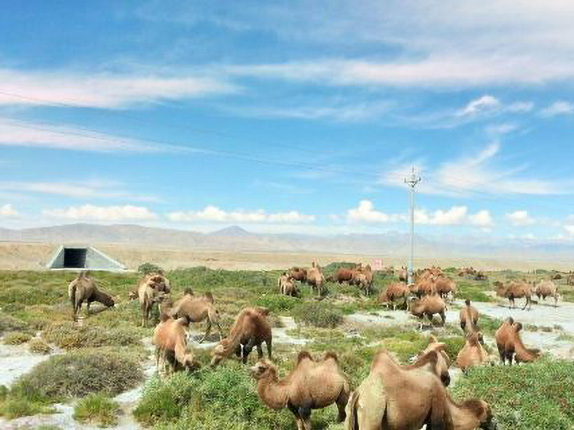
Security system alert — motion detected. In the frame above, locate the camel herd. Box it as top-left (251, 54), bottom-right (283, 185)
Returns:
top-left (62, 264), bottom-right (567, 430)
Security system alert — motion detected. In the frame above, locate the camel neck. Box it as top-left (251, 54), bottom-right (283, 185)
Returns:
top-left (448, 401), bottom-right (480, 430)
top-left (257, 373), bottom-right (288, 410)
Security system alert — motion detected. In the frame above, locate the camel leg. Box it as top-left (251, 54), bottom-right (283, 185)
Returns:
top-left (440, 311), bottom-right (446, 326)
top-left (199, 320), bottom-right (212, 343)
top-left (243, 338), bottom-right (256, 364)
top-left (336, 387), bottom-right (349, 422)
top-left (86, 301), bottom-right (91, 318)
top-left (266, 339), bottom-right (272, 359)
top-left (287, 404), bottom-right (304, 430)
top-left (256, 344), bottom-right (264, 359)
top-left (298, 406), bottom-right (312, 430)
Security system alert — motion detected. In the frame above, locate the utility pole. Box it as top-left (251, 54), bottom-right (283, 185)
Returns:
top-left (404, 167), bottom-right (421, 285)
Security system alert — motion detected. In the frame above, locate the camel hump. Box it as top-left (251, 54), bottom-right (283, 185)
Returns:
top-left (297, 351), bottom-right (314, 363)
top-left (465, 299), bottom-right (471, 306)
top-left (184, 287), bottom-right (194, 296)
top-left (428, 334), bottom-right (439, 344)
top-left (323, 351), bottom-right (339, 362)
top-left (159, 312), bottom-right (171, 322)
top-left (254, 306), bottom-right (270, 316)
top-left (203, 292), bottom-right (214, 303)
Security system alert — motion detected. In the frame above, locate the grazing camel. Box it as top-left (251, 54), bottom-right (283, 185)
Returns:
top-left (278, 273), bottom-right (300, 297)
top-left (211, 307), bottom-right (272, 366)
top-left (352, 272), bottom-right (371, 296)
top-left (495, 281), bottom-right (533, 310)
top-left (152, 314), bottom-right (198, 374)
top-left (289, 267), bottom-right (308, 283)
top-left (332, 267), bottom-right (355, 284)
top-left (345, 349), bottom-right (497, 430)
top-left (251, 351), bottom-right (350, 430)
top-left (306, 263), bottom-right (325, 297)
top-left (168, 290), bottom-right (223, 343)
top-left (435, 276), bottom-right (456, 300)
top-left (378, 282), bottom-right (409, 311)
top-left (457, 331), bottom-right (492, 372)
top-left (535, 280), bottom-right (559, 307)
top-left (68, 272), bottom-right (115, 321)
top-left (459, 299), bottom-right (479, 335)
top-left (409, 294), bottom-right (447, 328)
top-left (417, 335), bottom-right (452, 386)
top-left (495, 318), bottom-right (541, 365)
top-left (138, 273), bottom-right (171, 327)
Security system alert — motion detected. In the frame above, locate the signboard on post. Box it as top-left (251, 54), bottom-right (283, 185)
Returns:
top-left (372, 258), bottom-right (383, 271)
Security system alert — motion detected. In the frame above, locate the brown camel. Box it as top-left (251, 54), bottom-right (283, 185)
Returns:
top-left (495, 280), bottom-right (532, 310)
top-left (138, 273), bottom-right (171, 327)
top-left (167, 290), bottom-right (222, 343)
top-left (459, 299), bottom-right (479, 335)
top-left (68, 272), bottom-right (115, 321)
top-left (535, 280), bottom-right (559, 307)
top-left (378, 282), bottom-right (410, 311)
top-left (495, 318), bottom-right (541, 365)
top-left (417, 335), bottom-right (452, 386)
top-left (457, 331), bottom-right (492, 372)
top-left (345, 349), bottom-right (497, 430)
top-left (252, 351), bottom-right (350, 430)
top-left (333, 267), bottom-right (355, 284)
top-left (435, 276), bottom-right (456, 300)
top-left (152, 314), bottom-right (198, 374)
top-left (398, 266), bottom-right (408, 282)
top-left (306, 263), bottom-right (325, 297)
top-left (352, 272), bottom-right (371, 295)
top-left (474, 271), bottom-right (488, 281)
top-left (289, 267), bottom-right (308, 283)
top-left (211, 307), bottom-right (272, 366)
top-left (279, 273), bottom-right (300, 297)
top-left (409, 294), bottom-right (447, 328)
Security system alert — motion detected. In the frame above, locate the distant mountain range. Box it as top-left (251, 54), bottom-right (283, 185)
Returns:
top-left (1, 223), bottom-right (573, 260)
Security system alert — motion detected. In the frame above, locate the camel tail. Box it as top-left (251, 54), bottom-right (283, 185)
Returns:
top-left (345, 391), bottom-right (360, 430)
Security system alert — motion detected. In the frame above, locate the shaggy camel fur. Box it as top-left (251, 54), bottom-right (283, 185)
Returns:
top-left (252, 351), bottom-right (350, 430)
top-left (535, 280), bottom-right (559, 307)
top-left (435, 276), bottom-right (456, 300)
top-left (457, 331), bottom-right (492, 372)
top-left (459, 300), bottom-right (479, 335)
top-left (68, 272), bottom-right (115, 321)
top-left (306, 263), bottom-right (325, 297)
top-left (289, 267), bottom-right (308, 283)
top-left (495, 318), bottom-right (541, 365)
top-left (378, 282), bottom-right (409, 311)
top-left (168, 290), bottom-right (222, 343)
top-left (152, 314), bottom-right (198, 374)
top-left (332, 267), bottom-right (355, 284)
top-left (495, 281), bottom-right (532, 310)
top-left (138, 273), bottom-right (171, 327)
top-left (409, 277), bottom-right (436, 297)
top-left (345, 349), bottom-right (497, 430)
top-left (409, 294), bottom-right (447, 328)
top-left (211, 307), bottom-right (272, 366)
top-left (278, 273), bottom-right (300, 297)
top-left (418, 335), bottom-right (452, 386)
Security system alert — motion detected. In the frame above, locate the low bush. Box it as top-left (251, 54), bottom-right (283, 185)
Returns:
top-left (138, 262), bottom-right (163, 275)
top-left (0, 397), bottom-right (54, 419)
top-left (255, 294), bottom-right (300, 313)
top-left (0, 313), bottom-right (30, 334)
top-left (452, 358), bottom-right (574, 429)
top-left (28, 338), bottom-right (52, 354)
top-left (73, 393), bottom-right (120, 427)
top-left (3, 331), bottom-right (32, 345)
top-left (42, 321), bottom-right (140, 350)
top-left (292, 302), bottom-right (343, 328)
top-left (11, 349), bottom-right (143, 401)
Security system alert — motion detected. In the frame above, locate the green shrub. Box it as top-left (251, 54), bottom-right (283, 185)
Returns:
top-left (255, 294), bottom-right (299, 313)
top-left (28, 338), bottom-right (52, 354)
top-left (12, 349), bottom-right (143, 401)
top-left (138, 262), bottom-right (163, 275)
top-left (292, 302), bottom-right (343, 328)
top-left (0, 397), bottom-right (54, 419)
top-left (42, 321), bottom-right (140, 350)
top-left (0, 313), bottom-right (29, 334)
top-left (3, 331), bottom-right (32, 345)
top-left (452, 358), bottom-right (574, 429)
top-left (73, 393), bottom-right (120, 427)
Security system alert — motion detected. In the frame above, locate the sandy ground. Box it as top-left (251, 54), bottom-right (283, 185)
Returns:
top-left (1, 241), bottom-right (572, 271)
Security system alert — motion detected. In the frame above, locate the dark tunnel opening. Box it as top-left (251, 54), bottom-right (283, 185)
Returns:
top-left (63, 248), bottom-right (87, 268)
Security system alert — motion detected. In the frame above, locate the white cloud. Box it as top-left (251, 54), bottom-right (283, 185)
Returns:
top-left (506, 210), bottom-right (535, 226)
top-left (457, 95), bottom-right (500, 116)
top-left (468, 210), bottom-right (494, 227)
top-left (0, 69), bottom-right (236, 109)
top-left (565, 225), bottom-right (574, 236)
top-left (507, 101), bottom-right (534, 113)
top-left (540, 101), bottom-right (574, 117)
top-left (167, 205), bottom-right (315, 224)
top-left (43, 205), bottom-right (157, 221)
top-left (0, 204), bottom-right (18, 217)
top-left (347, 200), bottom-right (401, 223)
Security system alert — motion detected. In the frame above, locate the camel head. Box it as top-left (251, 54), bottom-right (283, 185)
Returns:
top-left (462, 399), bottom-right (497, 430)
top-left (128, 290), bottom-right (138, 301)
top-left (99, 293), bottom-right (115, 308)
top-left (250, 359), bottom-right (277, 380)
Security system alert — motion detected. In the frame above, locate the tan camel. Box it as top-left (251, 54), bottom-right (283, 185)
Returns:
top-left (289, 267), bottom-right (308, 283)
top-left (418, 335), bottom-right (452, 386)
top-left (211, 307), bottom-right (272, 366)
top-left (495, 281), bottom-right (532, 310)
top-left (168, 289), bottom-right (222, 343)
top-left (251, 351), bottom-right (350, 430)
top-left (459, 300), bottom-right (479, 334)
top-left (409, 294), bottom-right (447, 328)
top-left (68, 272), bottom-right (115, 321)
top-left (535, 280), bottom-right (559, 307)
top-left (152, 314), bottom-right (198, 375)
top-left (278, 272), bottom-right (300, 297)
top-left (435, 276), bottom-right (456, 300)
top-left (495, 318), bottom-right (541, 365)
top-left (137, 273), bottom-right (171, 327)
top-left (306, 263), bottom-right (325, 297)
top-left (457, 331), bottom-right (492, 372)
top-left (345, 349), bottom-right (497, 430)
top-left (398, 266), bottom-right (408, 282)
top-left (378, 282), bottom-right (409, 311)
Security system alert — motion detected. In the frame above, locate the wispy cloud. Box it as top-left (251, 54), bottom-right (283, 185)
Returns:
top-left (167, 205), bottom-right (316, 224)
top-left (0, 203), bottom-right (18, 217)
top-left (540, 101), bottom-right (574, 117)
top-left (43, 204), bottom-right (157, 221)
top-left (506, 210), bottom-right (535, 226)
top-left (0, 68), bottom-right (236, 109)
top-left (457, 95), bottom-right (500, 117)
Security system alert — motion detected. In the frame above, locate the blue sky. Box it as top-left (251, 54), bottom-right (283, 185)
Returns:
top-left (1, 0), bottom-right (574, 240)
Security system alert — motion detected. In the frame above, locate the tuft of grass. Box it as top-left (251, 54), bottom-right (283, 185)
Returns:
top-left (0, 397), bottom-right (55, 419)
top-left (292, 302), bottom-right (343, 328)
top-left (3, 331), bottom-right (32, 345)
top-left (42, 321), bottom-right (141, 350)
top-left (0, 313), bottom-right (29, 334)
top-left (73, 393), bottom-right (120, 427)
top-left (452, 358), bottom-right (574, 430)
top-left (255, 294), bottom-right (300, 313)
top-left (28, 338), bottom-right (52, 354)
top-left (11, 349), bottom-right (143, 401)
